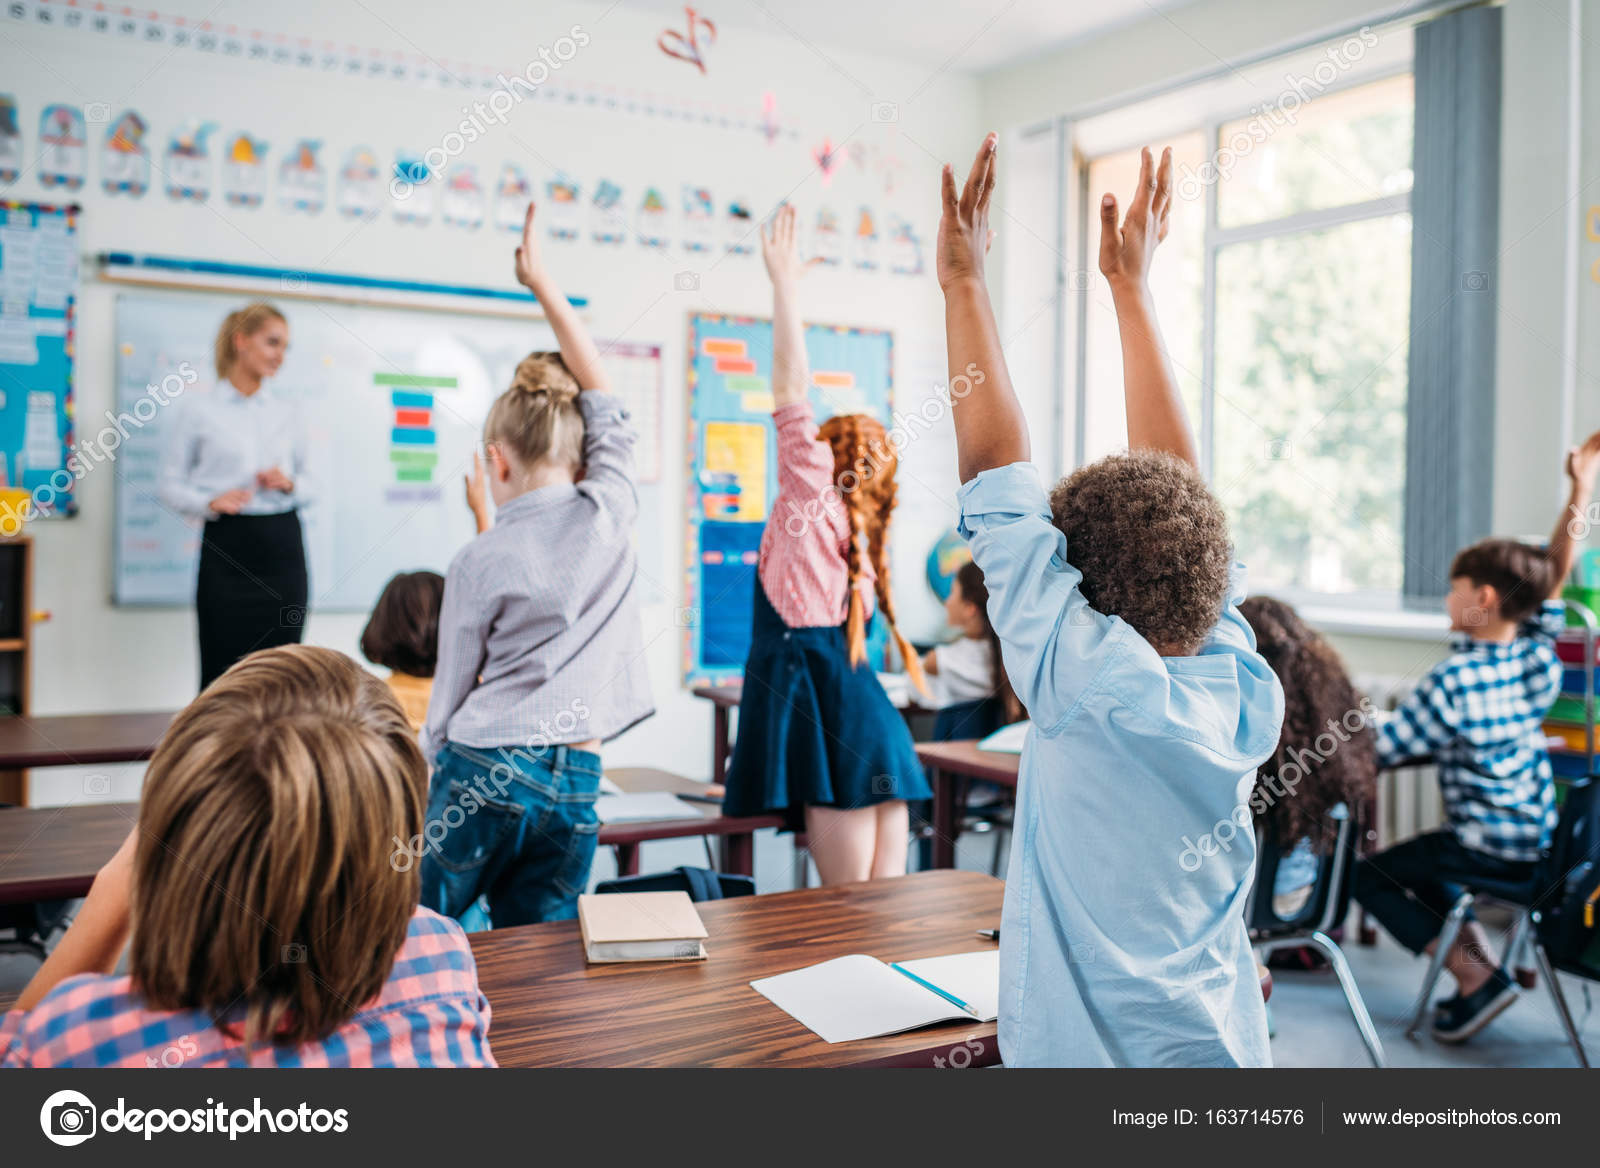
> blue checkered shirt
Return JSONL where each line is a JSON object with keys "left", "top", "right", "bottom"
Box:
{"left": 1376, "top": 601, "right": 1565, "bottom": 862}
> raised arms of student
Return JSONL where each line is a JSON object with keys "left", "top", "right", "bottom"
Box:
{"left": 1098, "top": 147, "right": 1198, "bottom": 469}
{"left": 939, "top": 133, "right": 1025, "bottom": 483}
{"left": 1547, "top": 429, "right": 1600, "bottom": 598}
{"left": 760, "top": 205, "right": 810, "bottom": 411}
{"left": 514, "top": 202, "right": 610, "bottom": 393}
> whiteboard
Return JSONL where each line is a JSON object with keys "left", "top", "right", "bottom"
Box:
{"left": 112, "top": 288, "right": 568, "bottom": 610}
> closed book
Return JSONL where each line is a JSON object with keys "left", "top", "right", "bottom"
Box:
{"left": 577, "top": 891, "right": 709, "bottom": 963}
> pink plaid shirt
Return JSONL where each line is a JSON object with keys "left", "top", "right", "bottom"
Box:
{"left": 0, "top": 907, "right": 494, "bottom": 1068}
{"left": 759, "top": 401, "right": 874, "bottom": 629}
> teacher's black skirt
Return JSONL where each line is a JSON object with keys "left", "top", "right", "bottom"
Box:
{"left": 196, "top": 510, "right": 308, "bottom": 691}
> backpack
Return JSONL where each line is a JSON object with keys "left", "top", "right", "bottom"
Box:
{"left": 1536, "top": 777, "right": 1600, "bottom": 979}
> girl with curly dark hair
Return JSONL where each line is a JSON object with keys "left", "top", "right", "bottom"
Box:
{"left": 1238, "top": 596, "right": 1377, "bottom": 917}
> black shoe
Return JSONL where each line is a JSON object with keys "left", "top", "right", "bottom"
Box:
{"left": 1431, "top": 968, "right": 1518, "bottom": 1043}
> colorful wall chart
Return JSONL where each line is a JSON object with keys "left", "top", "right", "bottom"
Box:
{"left": 683, "top": 313, "right": 893, "bottom": 683}
{"left": 0, "top": 200, "right": 78, "bottom": 514}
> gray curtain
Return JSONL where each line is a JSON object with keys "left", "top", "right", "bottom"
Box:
{"left": 1403, "top": 5, "right": 1502, "bottom": 603}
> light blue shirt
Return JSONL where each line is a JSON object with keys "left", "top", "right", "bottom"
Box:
{"left": 957, "top": 463, "right": 1284, "bottom": 1068}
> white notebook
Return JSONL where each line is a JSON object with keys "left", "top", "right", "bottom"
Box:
{"left": 977, "top": 721, "right": 1030, "bottom": 754}
{"left": 593, "top": 792, "right": 701, "bottom": 823}
{"left": 750, "top": 950, "right": 999, "bottom": 1043}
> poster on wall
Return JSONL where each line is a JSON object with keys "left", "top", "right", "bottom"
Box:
{"left": 494, "top": 163, "right": 530, "bottom": 231}
{"left": 38, "top": 103, "right": 85, "bottom": 190}
{"left": 853, "top": 206, "right": 879, "bottom": 271}
{"left": 0, "top": 95, "right": 21, "bottom": 184}
{"left": 681, "top": 186, "right": 714, "bottom": 252}
{"left": 545, "top": 176, "right": 580, "bottom": 240}
{"left": 100, "top": 110, "right": 149, "bottom": 197}
{"left": 278, "top": 140, "right": 326, "bottom": 214}
{"left": 683, "top": 313, "right": 894, "bottom": 684}
{"left": 811, "top": 206, "right": 842, "bottom": 266}
{"left": 391, "top": 155, "right": 433, "bottom": 224}
{"left": 590, "top": 179, "right": 626, "bottom": 244}
{"left": 890, "top": 214, "right": 923, "bottom": 276}
{"left": 637, "top": 187, "right": 668, "bottom": 249}
{"left": 223, "top": 134, "right": 269, "bottom": 207}
{"left": 338, "top": 146, "right": 382, "bottom": 219}
{"left": 442, "top": 164, "right": 485, "bottom": 229}
{"left": 164, "top": 123, "right": 213, "bottom": 201}
{"left": 724, "top": 199, "right": 753, "bottom": 254}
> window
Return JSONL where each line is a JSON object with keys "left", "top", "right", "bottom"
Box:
{"left": 1073, "top": 71, "right": 1415, "bottom": 599}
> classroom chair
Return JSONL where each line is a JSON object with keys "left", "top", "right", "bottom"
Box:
{"left": 594, "top": 866, "right": 755, "bottom": 901}
{"left": 1250, "top": 813, "right": 1388, "bottom": 1067}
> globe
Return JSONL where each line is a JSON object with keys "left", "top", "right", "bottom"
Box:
{"left": 925, "top": 527, "right": 971, "bottom": 601}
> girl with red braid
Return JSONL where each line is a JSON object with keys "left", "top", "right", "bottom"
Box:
{"left": 722, "top": 205, "right": 930, "bottom": 884}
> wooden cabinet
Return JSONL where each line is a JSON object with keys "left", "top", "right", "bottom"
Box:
{"left": 0, "top": 537, "right": 32, "bottom": 804}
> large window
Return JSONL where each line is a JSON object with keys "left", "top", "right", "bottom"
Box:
{"left": 1075, "top": 72, "right": 1415, "bottom": 599}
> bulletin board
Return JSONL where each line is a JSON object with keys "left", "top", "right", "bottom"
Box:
{"left": 0, "top": 199, "right": 78, "bottom": 513}
{"left": 684, "top": 312, "right": 893, "bottom": 684}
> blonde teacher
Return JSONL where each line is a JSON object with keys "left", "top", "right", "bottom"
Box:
{"left": 158, "top": 302, "right": 312, "bottom": 690}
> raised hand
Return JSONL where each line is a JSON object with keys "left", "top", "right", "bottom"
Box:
{"left": 760, "top": 204, "right": 806, "bottom": 291}
{"left": 938, "top": 132, "right": 998, "bottom": 290}
{"left": 1565, "top": 429, "right": 1600, "bottom": 499}
{"left": 513, "top": 202, "right": 547, "bottom": 291}
{"left": 1098, "top": 146, "right": 1172, "bottom": 290}
{"left": 465, "top": 450, "right": 492, "bottom": 533}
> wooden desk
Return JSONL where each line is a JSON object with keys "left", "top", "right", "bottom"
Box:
{"left": 600, "top": 767, "right": 783, "bottom": 877}
{"left": 470, "top": 868, "right": 1003, "bottom": 1067}
{"left": 690, "top": 683, "right": 743, "bottom": 787}
{"left": 915, "top": 740, "right": 1021, "bottom": 869}
{"left": 0, "top": 711, "right": 176, "bottom": 771}
{"left": 0, "top": 801, "right": 137, "bottom": 903}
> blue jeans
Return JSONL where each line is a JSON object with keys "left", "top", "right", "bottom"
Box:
{"left": 418, "top": 742, "right": 602, "bottom": 928}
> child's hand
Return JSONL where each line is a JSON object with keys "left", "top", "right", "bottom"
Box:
{"left": 1098, "top": 146, "right": 1172, "bottom": 292}
{"left": 938, "top": 133, "right": 998, "bottom": 290}
{"left": 464, "top": 450, "right": 491, "bottom": 531}
{"left": 760, "top": 205, "right": 807, "bottom": 290}
{"left": 513, "top": 203, "right": 547, "bottom": 290}
{"left": 1566, "top": 430, "right": 1600, "bottom": 498}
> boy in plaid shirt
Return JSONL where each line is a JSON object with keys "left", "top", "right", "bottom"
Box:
{"left": 1355, "top": 430, "right": 1600, "bottom": 1043}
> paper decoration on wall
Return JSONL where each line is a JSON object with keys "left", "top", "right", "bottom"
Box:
{"left": 760, "top": 92, "right": 781, "bottom": 146}
{"left": 442, "top": 164, "right": 485, "bottom": 229}
{"left": 890, "top": 214, "right": 923, "bottom": 276}
{"left": 0, "top": 96, "right": 22, "bottom": 184}
{"left": 590, "top": 180, "right": 626, "bottom": 244}
{"left": 658, "top": 6, "right": 717, "bottom": 75}
{"left": 812, "top": 137, "right": 840, "bottom": 186}
{"left": 100, "top": 110, "right": 149, "bottom": 196}
{"left": 38, "top": 104, "right": 85, "bottom": 190}
{"left": 682, "top": 186, "right": 714, "bottom": 252}
{"left": 724, "top": 200, "right": 753, "bottom": 255}
{"left": 853, "top": 207, "right": 879, "bottom": 271}
{"left": 338, "top": 146, "right": 382, "bottom": 219}
{"left": 391, "top": 155, "right": 433, "bottom": 224}
{"left": 847, "top": 142, "right": 869, "bottom": 171}
{"left": 163, "top": 123, "right": 214, "bottom": 201}
{"left": 223, "top": 133, "right": 268, "bottom": 207}
{"left": 546, "top": 176, "right": 581, "bottom": 240}
{"left": 876, "top": 145, "right": 907, "bottom": 195}
{"left": 494, "top": 164, "right": 531, "bottom": 232}
{"left": 277, "top": 140, "right": 326, "bottom": 214}
{"left": 637, "top": 187, "right": 668, "bottom": 249}
{"left": 812, "top": 207, "right": 842, "bottom": 266}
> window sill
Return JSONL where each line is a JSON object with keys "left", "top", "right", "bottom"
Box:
{"left": 1293, "top": 601, "right": 1451, "bottom": 642}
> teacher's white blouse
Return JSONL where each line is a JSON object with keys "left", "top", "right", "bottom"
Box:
{"left": 158, "top": 380, "right": 315, "bottom": 519}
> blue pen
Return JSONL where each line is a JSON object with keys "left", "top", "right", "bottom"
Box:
{"left": 890, "top": 962, "right": 982, "bottom": 1019}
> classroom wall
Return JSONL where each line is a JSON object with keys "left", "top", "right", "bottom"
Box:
{"left": 978, "top": 0, "right": 1596, "bottom": 689}
{"left": 4, "top": 0, "right": 991, "bottom": 801}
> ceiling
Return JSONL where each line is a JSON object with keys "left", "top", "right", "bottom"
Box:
{"left": 605, "top": 0, "right": 1199, "bottom": 73}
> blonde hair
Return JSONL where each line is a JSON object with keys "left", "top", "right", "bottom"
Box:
{"left": 214, "top": 302, "right": 287, "bottom": 379}
{"left": 815, "top": 414, "right": 926, "bottom": 694}
{"left": 129, "top": 645, "right": 426, "bottom": 1050}
{"left": 484, "top": 351, "right": 584, "bottom": 471}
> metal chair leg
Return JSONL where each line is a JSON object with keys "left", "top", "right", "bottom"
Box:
{"left": 990, "top": 826, "right": 1010, "bottom": 878}
{"left": 1309, "top": 930, "right": 1388, "bottom": 1067}
{"left": 792, "top": 845, "right": 809, "bottom": 890}
{"left": 1407, "top": 892, "right": 1473, "bottom": 1039}
{"left": 1532, "top": 940, "right": 1591, "bottom": 1068}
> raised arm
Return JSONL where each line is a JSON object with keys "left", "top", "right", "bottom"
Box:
{"left": 514, "top": 203, "right": 610, "bottom": 393}
{"left": 1098, "top": 147, "right": 1197, "bottom": 468}
{"left": 939, "top": 133, "right": 1027, "bottom": 483}
{"left": 760, "top": 205, "right": 810, "bottom": 410}
{"left": 1549, "top": 429, "right": 1600, "bottom": 598}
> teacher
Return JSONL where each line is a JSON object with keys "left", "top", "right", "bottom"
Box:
{"left": 158, "top": 302, "right": 311, "bottom": 691}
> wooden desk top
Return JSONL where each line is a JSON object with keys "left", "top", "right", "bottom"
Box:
{"left": 914, "top": 740, "right": 1022, "bottom": 787}
{"left": 470, "top": 868, "right": 1004, "bottom": 1068}
{"left": 599, "top": 767, "right": 780, "bottom": 843}
{"left": 0, "top": 711, "right": 177, "bottom": 769}
{"left": 0, "top": 801, "right": 137, "bottom": 903}
{"left": 691, "top": 682, "right": 743, "bottom": 709}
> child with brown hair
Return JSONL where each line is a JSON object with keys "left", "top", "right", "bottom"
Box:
{"left": 417, "top": 204, "right": 652, "bottom": 927}
{"left": 922, "top": 559, "right": 1023, "bottom": 724}
{"left": 721, "top": 205, "right": 929, "bottom": 885}
{"left": 939, "top": 135, "right": 1283, "bottom": 1066}
{"left": 0, "top": 645, "right": 493, "bottom": 1067}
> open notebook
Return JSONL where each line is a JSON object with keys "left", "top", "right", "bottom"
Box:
{"left": 750, "top": 950, "right": 999, "bottom": 1043}
{"left": 977, "top": 720, "right": 1029, "bottom": 754}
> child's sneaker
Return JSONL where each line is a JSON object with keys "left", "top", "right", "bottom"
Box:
{"left": 1431, "top": 968, "right": 1518, "bottom": 1043}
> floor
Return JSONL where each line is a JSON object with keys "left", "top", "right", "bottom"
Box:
{"left": 4, "top": 823, "right": 1593, "bottom": 1066}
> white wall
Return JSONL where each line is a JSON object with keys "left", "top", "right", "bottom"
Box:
{"left": 978, "top": 0, "right": 1594, "bottom": 691}
{"left": 3, "top": 0, "right": 983, "bottom": 801}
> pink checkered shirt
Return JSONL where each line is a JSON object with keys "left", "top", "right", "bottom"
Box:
{"left": 0, "top": 907, "right": 494, "bottom": 1068}
{"left": 759, "top": 401, "right": 874, "bottom": 629}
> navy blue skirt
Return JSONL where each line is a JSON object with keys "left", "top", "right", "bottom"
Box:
{"left": 723, "top": 576, "right": 930, "bottom": 827}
